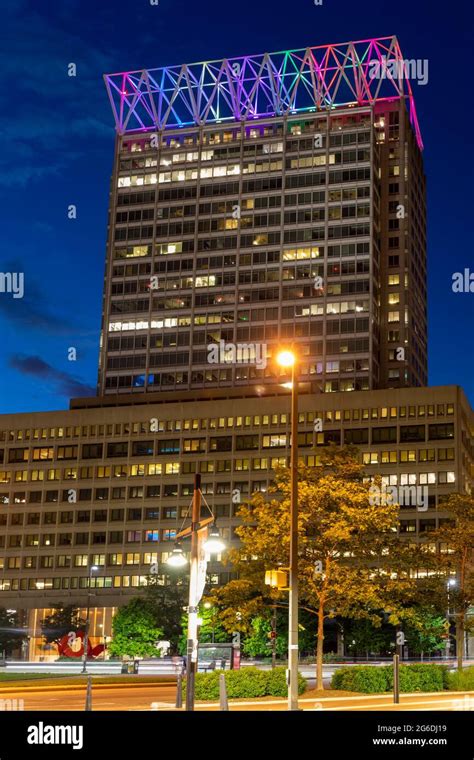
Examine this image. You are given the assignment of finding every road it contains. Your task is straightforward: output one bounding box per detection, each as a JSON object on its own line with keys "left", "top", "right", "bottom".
{"left": 1, "top": 684, "right": 473, "bottom": 711}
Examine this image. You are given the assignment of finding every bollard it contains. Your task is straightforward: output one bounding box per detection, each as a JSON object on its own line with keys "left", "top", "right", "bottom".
{"left": 393, "top": 654, "right": 400, "bottom": 704}
{"left": 219, "top": 673, "right": 229, "bottom": 711}
{"left": 85, "top": 675, "right": 92, "bottom": 711}
{"left": 175, "top": 674, "right": 183, "bottom": 709}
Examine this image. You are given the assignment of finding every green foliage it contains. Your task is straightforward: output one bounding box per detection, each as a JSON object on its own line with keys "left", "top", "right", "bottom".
{"left": 404, "top": 608, "right": 447, "bottom": 655}
{"left": 241, "top": 616, "right": 286, "bottom": 658}
{"left": 142, "top": 580, "right": 188, "bottom": 653}
{"left": 41, "top": 605, "right": 85, "bottom": 645}
{"left": 446, "top": 666, "right": 474, "bottom": 691}
{"left": 331, "top": 664, "right": 447, "bottom": 694}
{"left": 109, "top": 598, "right": 163, "bottom": 658}
{"left": 0, "top": 608, "right": 27, "bottom": 655}
{"left": 266, "top": 667, "right": 306, "bottom": 697}
{"left": 332, "top": 665, "right": 388, "bottom": 694}
{"left": 343, "top": 618, "right": 393, "bottom": 657}
{"left": 186, "top": 667, "right": 306, "bottom": 700}
{"left": 178, "top": 604, "right": 229, "bottom": 655}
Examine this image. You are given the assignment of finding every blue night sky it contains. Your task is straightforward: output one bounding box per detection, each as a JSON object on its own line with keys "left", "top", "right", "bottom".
{"left": 0, "top": 0, "right": 472, "bottom": 414}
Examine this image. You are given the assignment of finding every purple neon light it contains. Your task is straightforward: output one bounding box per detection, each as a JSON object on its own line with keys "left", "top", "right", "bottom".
{"left": 104, "top": 36, "right": 423, "bottom": 149}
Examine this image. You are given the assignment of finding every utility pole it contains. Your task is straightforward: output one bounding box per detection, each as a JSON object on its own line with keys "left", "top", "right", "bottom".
{"left": 288, "top": 357, "right": 299, "bottom": 710}
{"left": 185, "top": 473, "right": 202, "bottom": 712}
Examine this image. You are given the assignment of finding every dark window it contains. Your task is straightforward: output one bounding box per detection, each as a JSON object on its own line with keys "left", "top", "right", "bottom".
{"left": 372, "top": 427, "right": 397, "bottom": 444}
{"left": 110, "top": 509, "right": 124, "bottom": 521}
{"left": 209, "top": 436, "right": 233, "bottom": 452}
{"left": 76, "top": 511, "right": 90, "bottom": 523}
{"left": 107, "top": 442, "right": 129, "bottom": 458}
{"left": 127, "top": 508, "right": 142, "bottom": 521}
{"left": 428, "top": 424, "right": 454, "bottom": 441}
{"left": 131, "top": 441, "right": 154, "bottom": 456}
{"left": 82, "top": 444, "right": 103, "bottom": 459}
{"left": 400, "top": 425, "right": 425, "bottom": 442}
{"left": 344, "top": 429, "right": 369, "bottom": 444}
{"left": 157, "top": 439, "right": 180, "bottom": 454}
{"left": 94, "top": 510, "right": 108, "bottom": 522}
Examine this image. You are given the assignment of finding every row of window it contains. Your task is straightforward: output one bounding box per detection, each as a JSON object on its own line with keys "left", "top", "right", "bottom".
{"left": 0, "top": 572, "right": 226, "bottom": 592}
{"left": 1, "top": 424, "right": 455, "bottom": 467}
{"left": 0, "top": 404, "right": 456, "bottom": 444}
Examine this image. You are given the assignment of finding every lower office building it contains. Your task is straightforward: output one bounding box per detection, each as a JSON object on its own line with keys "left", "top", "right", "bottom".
{"left": 0, "top": 384, "right": 471, "bottom": 659}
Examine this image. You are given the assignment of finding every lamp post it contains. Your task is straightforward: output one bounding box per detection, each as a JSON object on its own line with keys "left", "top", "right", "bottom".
{"left": 81, "top": 564, "right": 99, "bottom": 674}
{"left": 166, "top": 473, "right": 226, "bottom": 711}
{"left": 276, "top": 348, "right": 299, "bottom": 711}
{"left": 446, "top": 578, "right": 456, "bottom": 660}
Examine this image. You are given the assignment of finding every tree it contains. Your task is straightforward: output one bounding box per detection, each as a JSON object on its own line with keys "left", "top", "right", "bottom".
{"left": 41, "top": 605, "right": 85, "bottom": 646}
{"left": 242, "top": 615, "right": 287, "bottom": 658}
{"left": 212, "top": 446, "right": 417, "bottom": 689}
{"left": 430, "top": 494, "right": 474, "bottom": 670}
{"left": 108, "top": 598, "right": 163, "bottom": 658}
{"left": 343, "top": 618, "right": 393, "bottom": 659}
{"left": 142, "top": 577, "right": 188, "bottom": 653}
{"left": 404, "top": 607, "right": 446, "bottom": 658}
{"left": 0, "top": 608, "right": 27, "bottom": 656}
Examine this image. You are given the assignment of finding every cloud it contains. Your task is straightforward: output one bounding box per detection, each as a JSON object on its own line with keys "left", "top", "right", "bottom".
{"left": 0, "top": 6, "right": 115, "bottom": 187}
{"left": 9, "top": 354, "right": 95, "bottom": 398}
{"left": 0, "top": 278, "right": 78, "bottom": 335}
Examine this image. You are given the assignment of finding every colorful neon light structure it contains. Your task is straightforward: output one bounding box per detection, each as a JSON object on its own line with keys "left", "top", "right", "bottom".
{"left": 104, "top": 36, "right": 422, "bottom": 149}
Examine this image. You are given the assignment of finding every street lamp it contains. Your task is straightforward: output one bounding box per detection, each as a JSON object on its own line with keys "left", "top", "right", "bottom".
{"left": 81, "top": 564, "right": 99, "bottom": 674}
{"left": 203, "top": 523, "right": 226, "bottom": 554}
{"left": 276, "top": 347, "right": 299, "bottom": 711}
{"left": 167, "top": 542, "right": 188, "bottom": 568}
{"left": 166, "top": 473, "right": 226, "bottom": 711}
{"left": 446, "top": 578, "right": 457, "bottom": 660}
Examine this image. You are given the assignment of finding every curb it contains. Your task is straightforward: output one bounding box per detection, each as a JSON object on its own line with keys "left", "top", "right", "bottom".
{"left": 0, "top": 681, "right": 176, "bottom": 694}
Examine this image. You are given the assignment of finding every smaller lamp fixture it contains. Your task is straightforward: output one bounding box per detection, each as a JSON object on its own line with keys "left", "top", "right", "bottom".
{"left": 166, "top": 542, "right": 188, "bottom": 568}
{"left": 203, "top": 523, "right": 226, "bottom": 554}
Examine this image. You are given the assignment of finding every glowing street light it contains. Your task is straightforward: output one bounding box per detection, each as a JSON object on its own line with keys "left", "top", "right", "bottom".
{"left": 203, "top": 523, "right": 226, "bottom": 555}
{"left": 275, "top": 346, "right": 299, "bottom": 711}
{"left": 166, "top": 543, "right": 188, "bottom": 568}
{"left": 276, "top": 349, "right": 296, "bottom": 369}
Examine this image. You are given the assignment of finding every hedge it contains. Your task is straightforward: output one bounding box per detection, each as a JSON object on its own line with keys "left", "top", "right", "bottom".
{"left": 331, "top": 664, "right": 447, "bottom": 694}
{"left": 185, "top": 667, "right": 306, "bottom": 700}
{"left": 446, "top": 666, "right": 474, "bottom": 691}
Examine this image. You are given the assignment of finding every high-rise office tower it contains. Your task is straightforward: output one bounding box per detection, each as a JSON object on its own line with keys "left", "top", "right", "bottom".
{"left": 99, "top": 36, "right": 427, "bottom": 397}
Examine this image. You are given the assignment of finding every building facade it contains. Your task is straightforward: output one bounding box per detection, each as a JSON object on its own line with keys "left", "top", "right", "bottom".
{"left": 98, "top": 37, "right": 427, "bottom": 397}
{"left": 0, "top": 385, "right": 471, "bottom": 658}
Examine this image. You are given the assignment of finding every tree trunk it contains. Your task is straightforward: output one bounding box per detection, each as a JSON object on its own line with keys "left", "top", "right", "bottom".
{"left": 456, "top": 614, "right": 464, "bottom": 671}
{"left": 316, "top": 606, "right": 325, "bottom": 690}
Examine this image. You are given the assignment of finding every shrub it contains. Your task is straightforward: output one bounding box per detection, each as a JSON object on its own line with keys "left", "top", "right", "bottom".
{"left": 446, "top": 666, "right": 474, "bottom": 691}
{"left": 185, "top": 667, "right": 307, "bottom": 700}
{"left": 266, "top": 667, "right": 306, "bottom": 697}
{"left": 331, "top": 664, "right": 447, "bottom": 694}
{"left": 389, "top": 664, "right": 446, "bottom": 693}
{"left": 333, "top": 665, "right": 388, "bottom": 694}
